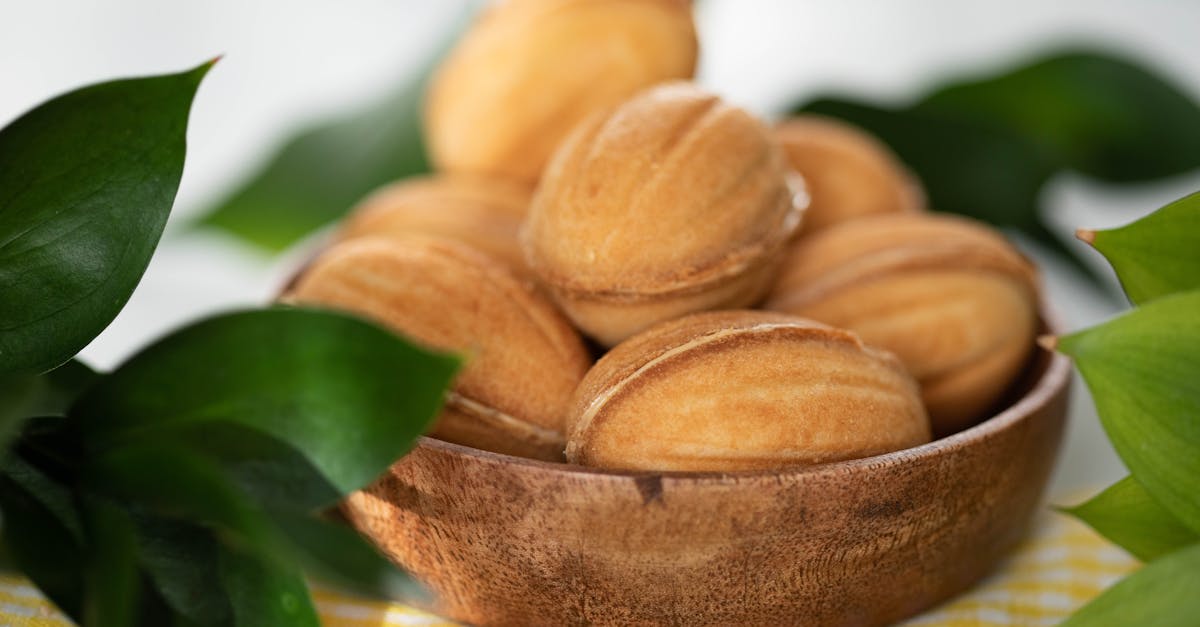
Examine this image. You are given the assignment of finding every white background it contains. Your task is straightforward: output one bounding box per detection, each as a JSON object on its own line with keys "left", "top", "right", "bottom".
{"left": 3, "top": 0, "right": 1200, "bottom": 499}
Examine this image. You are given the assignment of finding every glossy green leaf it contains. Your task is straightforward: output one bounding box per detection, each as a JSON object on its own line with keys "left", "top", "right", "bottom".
{"left": 131, "top": 514, "right": 233, "bottom": 627}
{"left": 193, "top": 68, "right": 431, "bottom": 252}
{"left": 1058, "top": 290, "right": 1200, "bottom": 533}
{"left": 0, "top": 465, "right": 85, "bottom": 621}
{"left": 796, "top": 97, "right": 1096, "bottom": 281}
{"left": 218, "top": 544, "right": 319, "bottom": 627}
{"left": 0, "top": 62, "right": 214, "bottom": 376}
{"left": 793, "top": 49, "right": 1200, "bottom": 287}
{"left": 81, "top": 496, "right": 141, "bottom": 627}
{"left": 86, "top": 443, "right": 335, "bottom": 625}
{"left": 21, "top": 359, "right": 98, "bottom": 417}
{"left": 92, "top": 440, "right": 418, "bottom": 610}
{"left": 1062, "top": 475, "right": 1199, "bottom": 562}
{"left": 132, "top": 585, "right": 179, "bottom": 627}
{"left": 1061, "top": 542, "right": 1200, "bottom": 626}
{"left": 0, "top": 377, "right": 39, "bottom": 455}
{"left": 84, "top": 443, "right": 283, "bottom": 559}
{"left": 798, "top": 97, "right": 1058, "bottom": 230}
{"left": 271, "top": 511, "right": 423, "bottom": 602}
{"left": 2, "top": 446, "right": 84, "bottom": 542}
{"left": 0, "top": 360, "right": 96, "bottom": 460}
{"left": 120, "top": 420, "right": 343, "bottom": 513}
{"left": 191, "top": 14, "right": 470, "bottom": 252}
{"left": 73, "top": 307, "right": 458, "bottom": 497}
{"left": 917, "top": 51, "right": 1200, "bottom": 182}
{"left": 1086, "top": 192, "right": 1200, "bottom": 304}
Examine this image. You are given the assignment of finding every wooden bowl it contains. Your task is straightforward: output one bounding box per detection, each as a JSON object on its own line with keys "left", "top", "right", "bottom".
{"left": 345, "top": 320, "right": 1070, "bottom": 626}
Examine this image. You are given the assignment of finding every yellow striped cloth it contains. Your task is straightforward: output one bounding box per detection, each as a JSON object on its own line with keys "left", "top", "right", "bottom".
{"left": 0, "top": 512, "right": 1135, "bottom": 627}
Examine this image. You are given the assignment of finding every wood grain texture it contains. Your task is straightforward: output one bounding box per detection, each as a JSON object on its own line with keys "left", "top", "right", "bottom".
{"left": 344, "top": 320, "right": 1070, "bottom": 626}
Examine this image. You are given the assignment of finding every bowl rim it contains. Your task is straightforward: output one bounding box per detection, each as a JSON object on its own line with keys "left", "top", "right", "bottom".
{"left": 408, "top": 307, "right": 1072, "bottom": 484}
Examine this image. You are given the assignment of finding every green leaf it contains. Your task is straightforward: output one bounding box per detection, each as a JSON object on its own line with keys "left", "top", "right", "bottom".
{"left": 799, "top": 97, "right": 1058, "bottom": 230}
{"left": 793, "top": 49, "right": 1200, "bottom": 288}
{"left": 80, "top": 496, "right": 141, "bottom": 627}
{"left": 84, "top": 443, "right": 283, "bottom": 558}
{"left": 1058, "top": 290, "right": 1200, "bottom": 533}
{"left": 2, "top": 446, "right": 84, "bottom": 542}
{"left": 0, "top": 376, "right": 40, "bottom": 455}
{"left": 0, "top": 360, "right": 96, "bottom": 460}
{"left": 917, "top": 51, "right": 1200, "bottom": 182}
{"left": 218, "top": 544, "right": 319, "bottom": 627}
{"left": 92, "top": 441, "right": 416, "bottom": 611}
{"left": 1062, "top": 475, "right": 1199, "bottom": 562}
{"left": 192, "top": 66, "right": 432, "bottom": 252}
{"left": 86, "top": 443, "right": 330, "bottom": 625}
{"left": 0, "top": 465, "right": 85, "bottom": 621}
{"left": 1061, "top": 542, "right": 1200, "bottom": 626}
{"left": 73, "top": 307, "right": 458, "bottom": 497}
{"left": 22, "top": 359, "right": 99, "bottom": 417}
{"left": 1085, "top": 192, "right": 1200, "bottom": 305}
{"left": 0, "top": 360, "right": 95, "bottom": 429}
{"left": 795, "top": 97, "right": 1097, "bottom": 281}
{"left": 270, "top": 510, "right": 423, "bottom": 602}
{"left": 796, "top": 100, "right": 1060, "bottom": 229}
{"left": 131, "top": 585, "right": 180, "bottom": 627}
{"left": 120, "top": 420, "right": 343, "bottom": 513}
{"left": 130, "top": 514, "right": 233, "bottom": 627}
{"left": 0, "top": 61, "right": 215, "bottom": 377}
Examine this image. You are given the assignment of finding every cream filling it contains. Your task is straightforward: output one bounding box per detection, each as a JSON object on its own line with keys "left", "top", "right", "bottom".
{"left": 445, "top": 390, "right": 565, "bottom": 448}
